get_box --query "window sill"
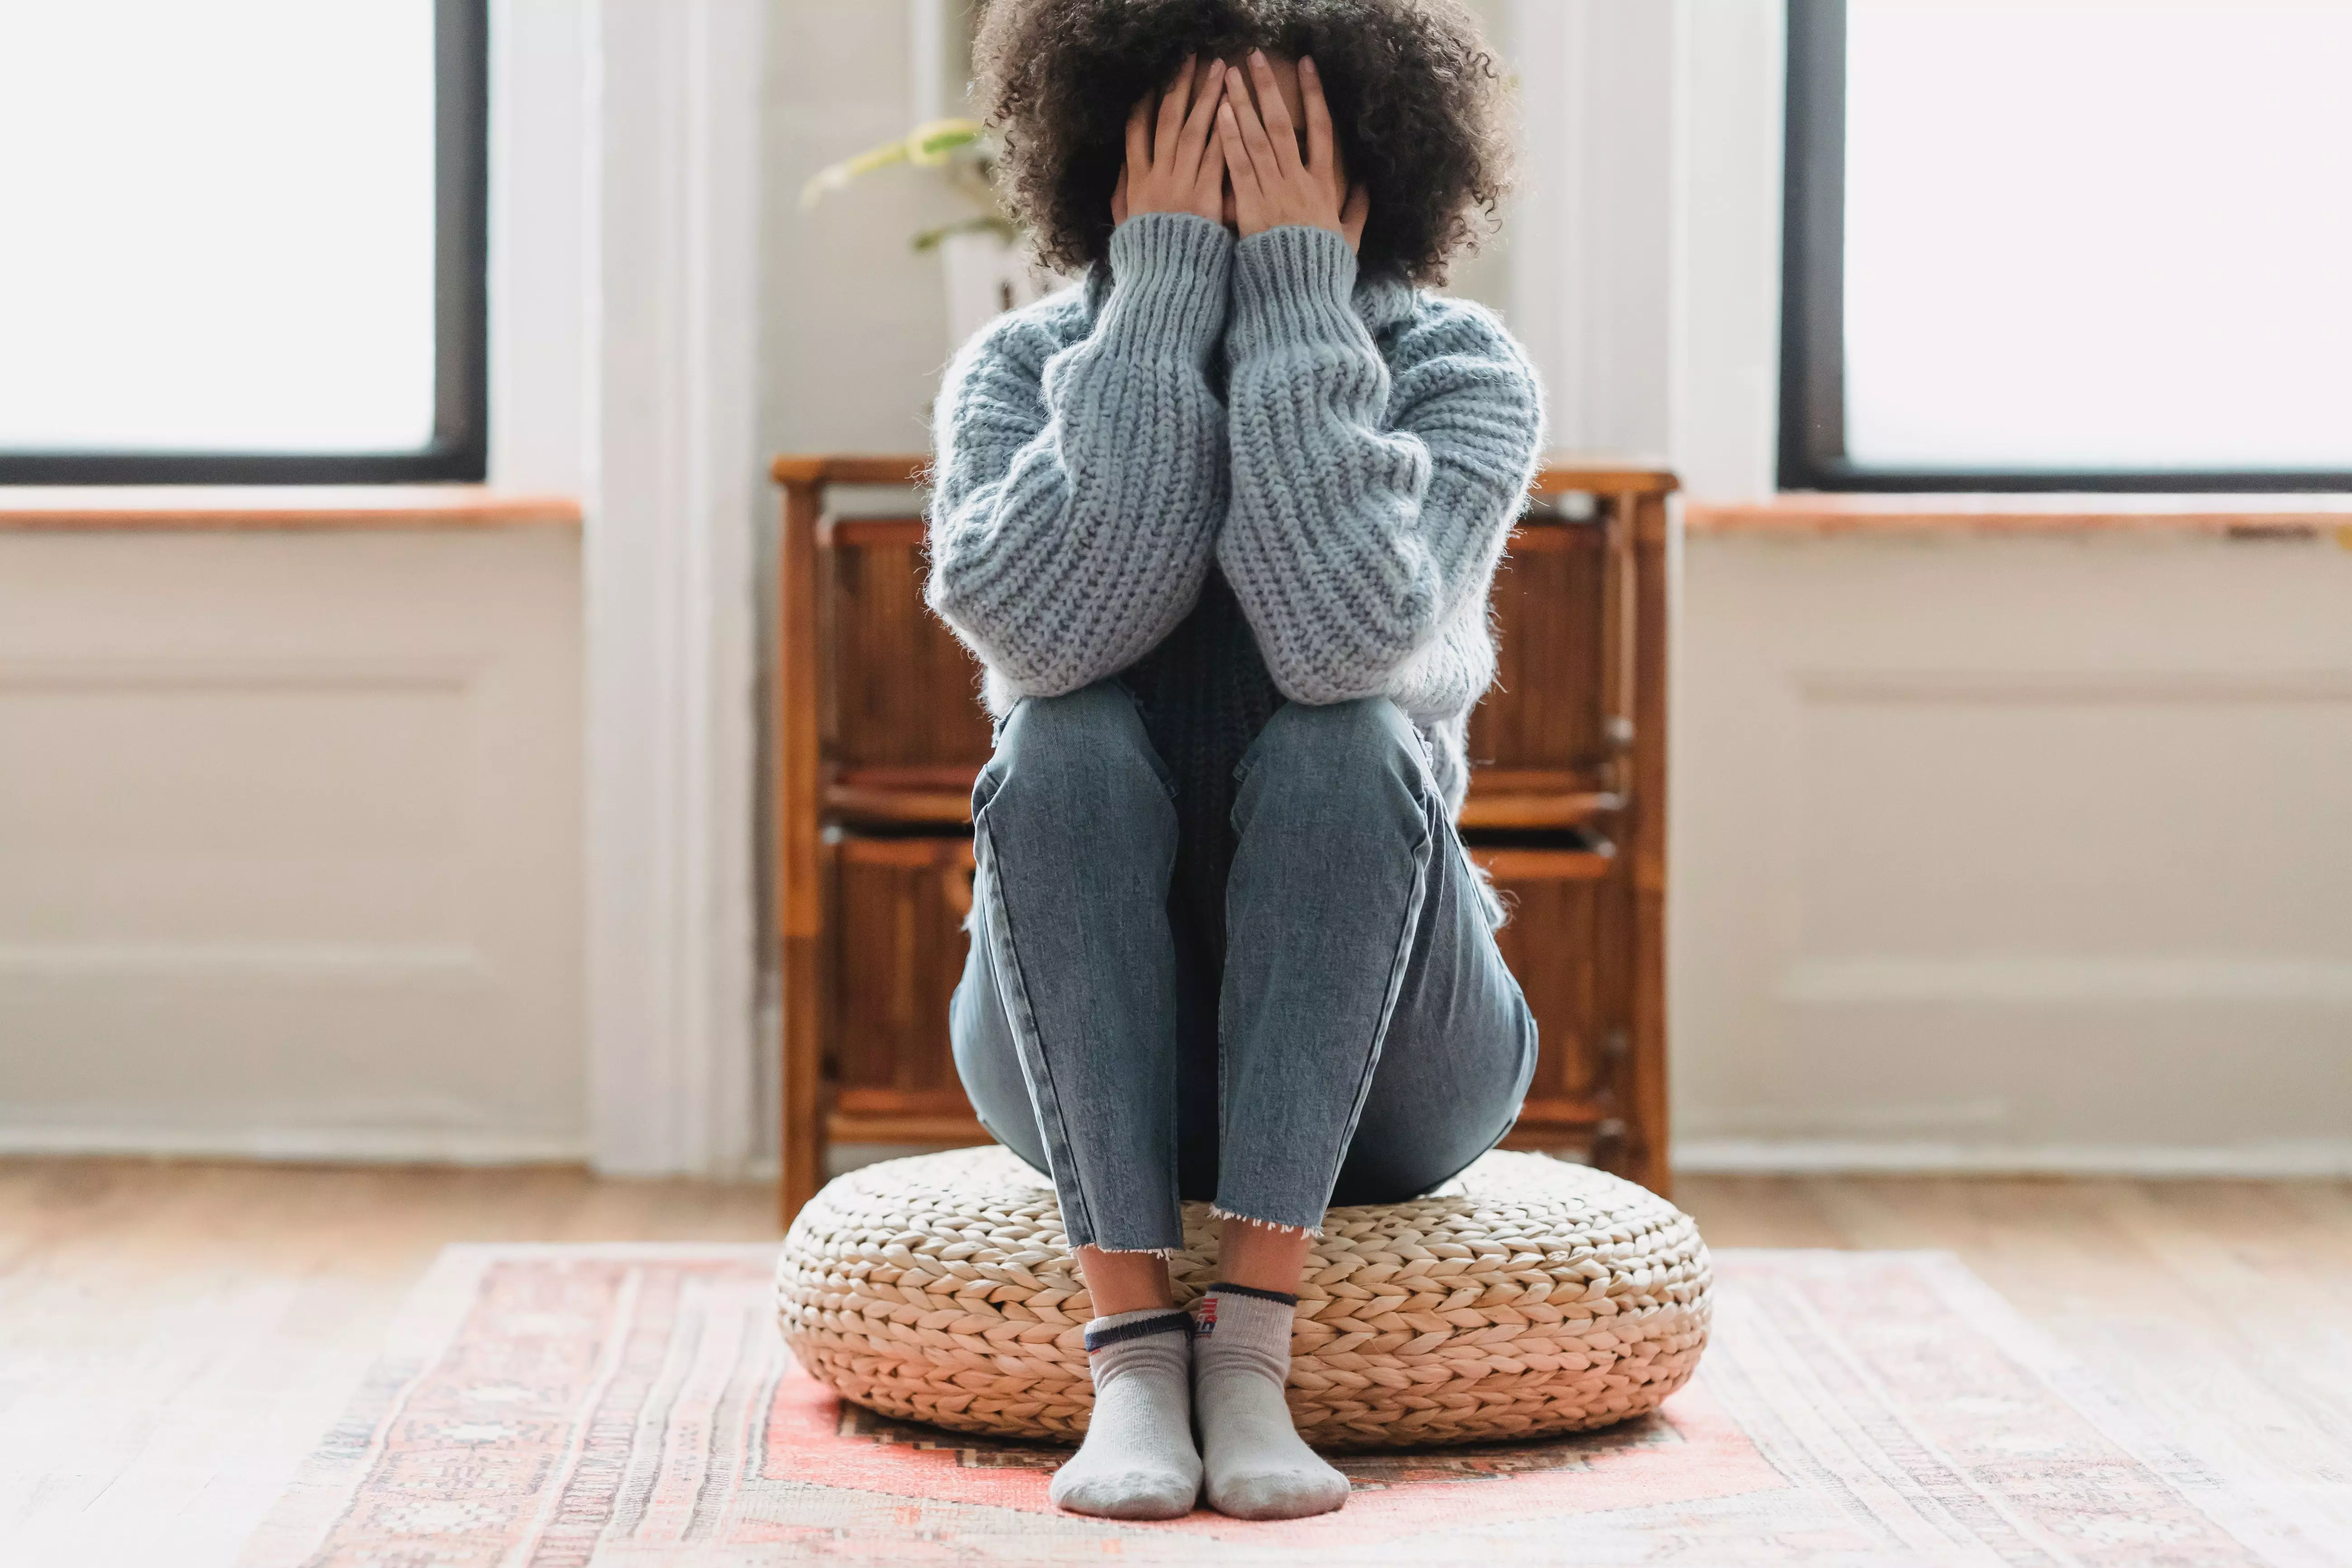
[1686,493,2352,541]
[0,485,582,531]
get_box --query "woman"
[929,0,1542,1522]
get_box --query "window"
[1780,0,2352,491]
[0,0,486,484]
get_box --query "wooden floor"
[4,1161,2349,1565]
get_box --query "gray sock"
[1191,1284,1350,1520]
[1049,1308,1201,1520]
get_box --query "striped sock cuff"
[1082,1309,1194,1354]
[1207,1281,1299,1308]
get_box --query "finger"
[1126,98,1151,174]
[1171,57,1222,184]
[1225,63,1282,183]
[1191,111,1227,213]
[1178,54,1224,153]
[1112,165,1130,224]
[1217,101,1264,225]
[1342,181,1370,249]
[1155,57,1193,158]
[1248,50,1304,174]
[1300,55,1335,183]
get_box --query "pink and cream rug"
[236,1245,2326,1566]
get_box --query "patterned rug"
[236,1245,2325,1566]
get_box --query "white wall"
[761,1,965,457]
[0,0,774,1174]
[1668,0,1785,499]
[584,0,768,1176]
[0,0,602,1162]
[1506,0,1673,455]
[1504,0,1784,493]
[1673,530,2352,1174]
[0,528,585,1160]
[1624,0,2352,1172]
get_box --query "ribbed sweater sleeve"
[1217,224,1544,706]
[927,211,1235,697]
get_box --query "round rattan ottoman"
[775,1144,1712,1449]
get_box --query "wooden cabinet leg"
[781,933,824,1226]
[779,477,827,1226]
[1627,492,1673,1198]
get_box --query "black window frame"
[1779,0,2352,493]
[0,0,488,485]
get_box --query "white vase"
[939,229,1064,353]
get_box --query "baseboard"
[1673,1137,2352,1179]
[0,1121,590,1166]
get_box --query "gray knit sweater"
[927,211,1543,822]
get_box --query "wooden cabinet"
[774,454,1675,1221]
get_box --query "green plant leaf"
[802,118,990,207]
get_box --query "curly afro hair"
[972,0,1512,286]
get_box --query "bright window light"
[0,0,437,454]
[1843,0,2352,472]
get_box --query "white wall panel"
[0,530,584,1160]
[1673,530,2352,1173]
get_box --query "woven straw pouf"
[776,1143,1712,1449]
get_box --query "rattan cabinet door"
[822,523,993,795]
[1475,845,1629,1161]
[827,834,984,1141]
[1468,518,1611,784]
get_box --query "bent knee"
[1244,698,1428,798]
[998,679,1139,744]
[980,680,1169,818]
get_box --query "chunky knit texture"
[928,211,1544,825]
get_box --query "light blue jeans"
[950,679,1537,1253]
